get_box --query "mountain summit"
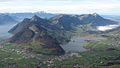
[92,13,100,17]
[31,15,42,21]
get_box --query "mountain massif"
[8,15,65,55]
[8,13,118,55]
[50,13,118,30]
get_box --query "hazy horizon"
[0,0,120,15]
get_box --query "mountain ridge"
[8,15,65,55]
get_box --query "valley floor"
[0,33,120,68]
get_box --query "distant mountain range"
[0,14,17,25]
[8,12,57,21]
[102,15,120,23]
[0,12,118,26]
[0,12,56,25]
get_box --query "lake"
[61,36,87,53]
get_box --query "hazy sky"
[0,0,120,15]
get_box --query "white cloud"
[0,0,120,15]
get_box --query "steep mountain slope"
[8,15,65,55]
[9,15,52,34]
[50,13,118,31]
[50,14,81,30]
[0,14,17,25]
[78,13,118,26]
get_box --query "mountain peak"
[92,13,98,15]
[31,15,41,21]
[33,15,39,18]
[92,13,101,17]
